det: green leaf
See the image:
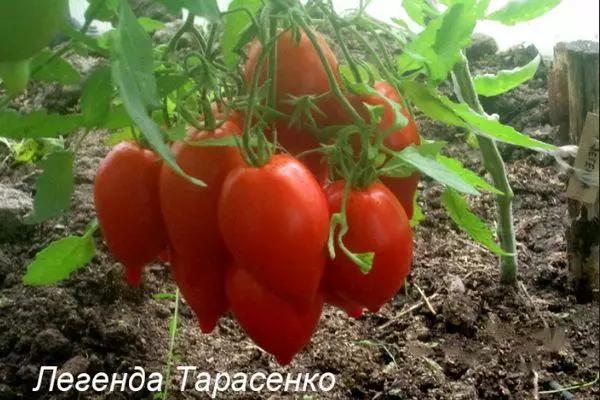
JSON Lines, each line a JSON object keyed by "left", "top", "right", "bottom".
{"left": 103, "top": 104, "right": 134, "bottom": 130}
{"left": 0, "top": 110, "right": 85, "bottom": 139}
{"left": 400, "top": 80, "right": 466, "bottom": 127}
{"left": 86, "top": 0, "right": 120, "bottom": 22}
{"left": 487, "top": 0, "right": 562, "bottom": 25}
{"left": 23, "top": 232, "right": 96, "bottom": 285}
{"left": 441, "top": 188, "right": 507, "bottom": 255}
{"left": 157, "top": 0, "right": 221, "bottom": 22}
{"left": 474, "top": 54, "right": 541, "bottom": 97}
{"left": 30, "top": 51, "right": 80, "bottom": 85}
{"left": 110, "top": 1, "right": 204, "bottom": 187}
{"left": 444, "top": 100, "right": 557, "bottom": 150}
{"left": 222, "top": 0, "right": 261, "bottom": 67}
{"left": 104, "top": 127, "right": 135, "bottom": 146}
{"left": 409, "top": 192, "right": 425, "bottom": 228}
{"left": 137, "top": 17, "right": 165, "bottom": 32}
{"left": 436, "top": 155, "right": 503, "bottom": 194}
{"left": 61, "top": 25, "right": 110, "bottom": 57}
{"left": 12, "top": 138, "right": 65, "bottom": 164}
{"left": 156, "top": 72, "right": 189, "bottom": 97}
{"left": 398, "top": 1, "right": 477, "bottom": 81}
{"left": 25, "top": 151, "right": 74, "bottom": 224}
{"left": 184, "top": 135, "right": 238, "bottom": 147}
{"left": 165, "top": 125, "right": 186, "bottom": 141}
{"left": 395, "top": 146, "right": 479, "bottom": 195}
{"left": 82, "top": 66, "right": 113, "bottom": 127}
{"left": 403, "top": 0, "right": 428, "bottom": 25}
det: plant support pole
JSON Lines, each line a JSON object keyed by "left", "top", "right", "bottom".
{"left": 452, "top": 55, "right": 518, "bottom": 283}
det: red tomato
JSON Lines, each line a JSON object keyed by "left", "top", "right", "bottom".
{"left": 323, "top": 283, "right": 363, "bottom": 319}
{"left": 269, "top": 121, "right": 328, "bottom": 185}
{"left": 226, "top": 263, "right": 323, "bottom": 365}
{"left": 93, "top": 141, "right": 167, "bottom": 287}
{"left": 245, "top": 29, "right": 345, "bottom": 128}
{"left": 325, "top": 180, "right": 413, "bottom": 313}
{"left": 169, "top": 250, "right": 229, "bottom": 334}
{"left": 218, "top": 154, "right": 329, "bottom": 310}
{"left": 360, "top": 81, "right": 421, "bottom": 218}
{"left": 159, "top": 121, "right": 242, "bottom": 332}
{"left": 159, "top": 121, "right": 243, "bottom": 256}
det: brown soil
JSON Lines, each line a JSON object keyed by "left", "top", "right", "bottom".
{"left": 1, "top": 46, "right": 598, "bottom": 400}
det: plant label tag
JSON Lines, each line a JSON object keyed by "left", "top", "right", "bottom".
{"left": 567, "top": 112, "right": 599, "bottom": 204}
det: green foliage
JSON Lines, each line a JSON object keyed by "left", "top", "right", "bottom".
{"left": 30, "top": 51, "right": 80, "bottom": 85}
{"left": 26, "top": 150, "right": 74, "bottom": 224}
{"left": 474, "top": 54, "right": 541, "bottom": 97}
{"left": 0, "top": 110, "right": 84, "bottom": 139}
{"left": 441, "top": 188, "right": 507, "bottom": 255}
{"left": 82, "top": 66, "right": 113, "bottom": 126}
{"left": 486, "top": 0, "right": 562, "bottom": 25}
{"left": 22, "top": 220, "right": 98, "bottom": 285}
{"left": 157, "top": 0, "right": 221, "bottom": 21}
{"left": 222, "top": 0, "right": 262, "bottom": 67}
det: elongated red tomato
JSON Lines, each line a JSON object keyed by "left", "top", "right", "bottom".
{"left": 218, "top": 154, "right": 329, "bottom": 310}
{"left": 226, "top": 263, "right": 324, "bottom": 365}
{"left": 360, "top": 81, "right": 421, "bottom": 218}
{"left": 169, "top": 250, "right": 229, "bottom": 333}
{"left": 323, "top": 283, "right": 363, "bottom": 319}
{"left": 159, "top": 121, "right": 243, "bottom": 256}
{"left": 325, "top": 180, "right": 413, "bottom": 313}
{"left": 159, "top": 121, "right": 242, "bottom": 332}
{"left": 93, "top": 141, "right": 167, "bottom": 287}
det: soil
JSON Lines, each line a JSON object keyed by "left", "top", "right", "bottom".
{"left": 1, "top": 30, "right": 599, "bottom": 400}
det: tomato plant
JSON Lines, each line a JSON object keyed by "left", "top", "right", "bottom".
{"left": 4, "top": 0, "right": 565, "bottom": 370}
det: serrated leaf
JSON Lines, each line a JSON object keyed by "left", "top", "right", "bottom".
{"left": 30, "top": 51, "right": 80, "bottom": 85}
{"left": 400, "top": 80, "right": 466, "bottom": 126}
{"left": 474, "top": 54, "right": 541, "bottom": 97}
{"left": 110, "top": 2, "right": 204, "bottom": 187}
{"left": 23, "top": 234, "right": 95, "bottom": 285}
{"left": 409, "top": 192, "right": 425, "bottom": 227}
{"left": 441, "top": 188, "right": 507, "bottom": 255}
{"left": 486, "top": 0, "right": 562, "bottom": 25}
{"left": 12, "top": 138, "right": 65, "bottom": 165}
{"left": 395, "top": 146, "right": 479, "bottom": 195}
{"left": 398, "top": 1, "right": 477, "bottom": 81}
{"left": 222, "top": 0, "right": 261, "bottom": 66}
{"left": 137, "top": 17, "right": 165, "bottom": 32}
{"left": 25, "top": 151, "right": 74, "bottom": 224}
{"left": 157, "top": 0, "right": 221, "bottom": 22}
{"left": 437, "top": 155, "right": 503, "bottom": 194}
{"left": 444, "top": 99, "right": 556, "bottom": 150}
{"left": 0, "top": 110, "right": 85, "bottom": 139}
{"left": 82, "top": 66, "right": 113, "bottom": 126}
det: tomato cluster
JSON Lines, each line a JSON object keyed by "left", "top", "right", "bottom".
{"left": 93, "top": 29, "right": 420, "bottom": 365}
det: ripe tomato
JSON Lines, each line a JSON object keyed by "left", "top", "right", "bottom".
{"left": 226, "top": 263, "right": 323, "bottom": 365}
{"left": 325, "top": 180, "right": 413, "bottom": 313}
{"left": 169, "top": 250, "right": 229, "bottom": 334}
{"left": 159, "top": 121, "right": 243, "bottom": 256}
{"left": 218, "top": 154, "right": 329, "bottom": 310}
{"left": 270, "top": 121, "right": 328, "bottom": 185}
{"left": 360, "top": 81, "right": 421, "bottom": 219}
{"left": 93, "top": 141, "right": 167, "bottom": 287}
{"left": 323, "top": 283, "right": 363, "bottom": 319}
{"left": 244, "top": 29, "right": 345, "bottom": 127}
{"left": 0, "top": 0, "right": 68, "bottom": 93}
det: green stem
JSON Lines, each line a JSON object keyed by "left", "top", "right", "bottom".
{"left": 327, "top": 13, "right": 361, "bottom": 83}
{"left": 452, "top": 55, "right": 517, "bottom": 284}
{"left": 161, "top": 289, "right": 180, "bottom": 400}
{"left": 164, "top": 13, "right": 195, "bottom": 60}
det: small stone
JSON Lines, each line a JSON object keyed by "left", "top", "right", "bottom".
{"left": 59, "top": 355, "right": 90, "bottom": 376}
{"left": 0, "top": 184, "right": 34, "bottom": 242}
{"left": 466, "top": 33, "right": 499, "bottom": 61}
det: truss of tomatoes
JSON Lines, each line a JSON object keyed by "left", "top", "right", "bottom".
{"left": 93, "top": 29, "right": 419, "bottom": 366}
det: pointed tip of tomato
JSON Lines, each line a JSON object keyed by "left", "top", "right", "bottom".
{"left": 274, "top": 354, "right": 294, "bottom": 366}
{"left": 125, "top": 266, "right": 142, "bottom": 287}
{"left": 346, "top": 307, "right": 364, "bottom": 319}
{"left": 198, "top": 320, "right": 218, "bottom": 334}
